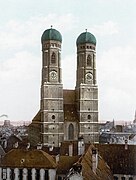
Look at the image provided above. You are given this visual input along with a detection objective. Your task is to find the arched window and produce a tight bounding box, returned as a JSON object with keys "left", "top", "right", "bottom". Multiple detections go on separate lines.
{"left": 51, "top": 52, "right": 56, "bottom": 64}
{"left": 87, "top": 55, "right": 92, "bottom": 66}
{"left": 52, "top": 115, "right": 55, "bottom": 119}
{"left": 68, "top": 123, "right": 74, "bottom": 140}
{"left": 88, "top": 115, "right": 91, "bottom": 120}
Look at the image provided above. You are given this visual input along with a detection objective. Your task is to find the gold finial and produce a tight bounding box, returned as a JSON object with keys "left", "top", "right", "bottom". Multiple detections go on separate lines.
{"left": 51, "top": 25, "right": 53, "bottom": 29}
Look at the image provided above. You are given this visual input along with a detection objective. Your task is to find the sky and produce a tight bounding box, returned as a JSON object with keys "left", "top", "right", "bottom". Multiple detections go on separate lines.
{"left": 0, "top": 0, "right": 136, "bottom": 124}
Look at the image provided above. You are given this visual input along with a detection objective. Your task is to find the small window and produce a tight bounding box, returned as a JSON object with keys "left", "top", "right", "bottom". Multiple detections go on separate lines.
{"left": 88, "top": 115, "right": 91, "bottom": 120}
{"left": 52, "top": 115, "right": 55, "bottom": 119}
{"left": 58, "top": 176, "right": 62, "bottom": 180}
{"left": 45, "top": 170, "right": 49, "bottom": 179}
{"left": 2, "top": 169, "right": 7, "bottom": 179}
{"left": 36, "top": 169, "right": 40, "bottom": 179}
{"left": 28, "top": 169, "right": 31, "bottom": 180}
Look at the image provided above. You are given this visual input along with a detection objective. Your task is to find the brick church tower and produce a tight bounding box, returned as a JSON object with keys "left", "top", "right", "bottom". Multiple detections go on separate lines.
{"left": 40, "top": 28, "right": 64, "bottom": 146}
{"left": 75, "top": 30, "right": 99, "bottom": 143}
{"left": 28, "top": 28, "right": 99, "bottom": 147}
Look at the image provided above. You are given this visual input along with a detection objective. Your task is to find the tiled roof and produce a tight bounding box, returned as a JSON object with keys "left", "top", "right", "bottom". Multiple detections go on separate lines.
{"left": 28, "top": 113, "right": 41, "bottom": 146}
{"left": 57, "top": 156, "right": 80, "bottom": 174}
{"left": 58, "top": 142, "right": 113, "bottom": 179}
{"left": 63, "top": 89, "right": 76, "bottom": 104}
{"left": 80, "top": 145, "right": 113, "bottom": 180}
{"left": 2, "top": 149, "right": 57, "bottom": 169}
{"left": 30, "top": 110, "right": 41, "bottom": 124}
{"left": 95, "top": 144, "right": 136, "bottom": 175}
{"left": 4, "top": 135, "right": 22, "bottom": 152}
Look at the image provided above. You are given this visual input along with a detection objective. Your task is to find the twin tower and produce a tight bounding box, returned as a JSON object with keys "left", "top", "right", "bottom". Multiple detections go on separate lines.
{"left": 29, "top": 27, "right": 99, "bottom": 147}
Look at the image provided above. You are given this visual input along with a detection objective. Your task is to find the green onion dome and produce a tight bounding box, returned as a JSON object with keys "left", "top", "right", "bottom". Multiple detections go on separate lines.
{"left": 76, "top": 31, "right": 96, "bottom": 46}
{"left": 41, "top": 27, "right": 62, "bottom": 43}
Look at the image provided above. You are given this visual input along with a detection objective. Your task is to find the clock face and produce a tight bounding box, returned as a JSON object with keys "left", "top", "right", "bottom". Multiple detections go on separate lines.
{"left": 50, "top": 71, "right": 57, "bottom": 80}
{"left": 86, "top": 73, "right": 92, "bottom": 82}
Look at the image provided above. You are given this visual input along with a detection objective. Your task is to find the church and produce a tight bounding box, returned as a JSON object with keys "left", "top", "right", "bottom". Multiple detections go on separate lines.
{"left": 28, "top": 27, "right": 99, "bottom": 147}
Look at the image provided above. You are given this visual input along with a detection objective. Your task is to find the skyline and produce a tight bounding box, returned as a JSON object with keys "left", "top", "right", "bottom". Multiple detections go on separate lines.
{"left": 0, "top": 0, "right": 136, "bottom": 122}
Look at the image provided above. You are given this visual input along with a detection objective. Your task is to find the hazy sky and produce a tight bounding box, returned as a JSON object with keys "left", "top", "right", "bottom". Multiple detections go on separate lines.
{"left": 0, "top": 0, "right": 136, "bottom": 123}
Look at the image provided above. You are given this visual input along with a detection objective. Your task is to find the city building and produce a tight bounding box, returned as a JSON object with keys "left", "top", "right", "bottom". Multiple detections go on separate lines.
{"left": 95, "top": 144, "right": 136, "bottom": 179}
{"left": 1, "top": 149, "right": 57, "bottom": 179}
{"left": 57, "top": 142, "right": 113, "bottom": 180}
{"left": 29, "top": 27, "right": 99, "bottom": 147}
{"left": 0, "top": 142, "right": 113, "bottom": 180}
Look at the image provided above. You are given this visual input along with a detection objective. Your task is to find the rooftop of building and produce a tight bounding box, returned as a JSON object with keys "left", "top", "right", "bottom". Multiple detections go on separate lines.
{"left": 80, "top": 145, "right": 113, "bottom": 180}
{"left": 1, "top": 148, "right": 57, "bottom": 169}
{"left": 76, "top": 31, "right": 96, "bottom": 46}
{"left": 58, "top": 143, "right": 113, "bottom": 180}
{"left": 95, "top": 143, "right": 136, "bottom": 175}
{"left": 41, "top": 27, "right": 62, "bottom": 43}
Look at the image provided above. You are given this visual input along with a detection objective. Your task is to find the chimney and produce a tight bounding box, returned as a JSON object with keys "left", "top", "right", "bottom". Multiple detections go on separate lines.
{"left": 55, "top": 154, "right": 60, "bottom": 163}
{"left": 92, "top": 148, "right": 98, "bottom": 173}
{"left": 72, "top": 163, "right": 82, "bottom": 173}
{"left": 49, "top": 146, "right": 54, "bottom": 151}
{"left": 78, "top": 137, "right": 85, "bottom": 155}
{"left": 14, "top": 142, "right": 19, "bottom": 148}
{"left": 69, "top": 143, "right": 73, "bottom": 156}
{"left": 3, "top": 140, "right": 7, "bottom": 149}
{"left": 37, "top": 143, "right": 42, "bottom": 150}
{"left": 26, "top": 143, "right": 30, "bottom": 150}
{"left": 125, "top": 139, "right": 128, "bottom": 150}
